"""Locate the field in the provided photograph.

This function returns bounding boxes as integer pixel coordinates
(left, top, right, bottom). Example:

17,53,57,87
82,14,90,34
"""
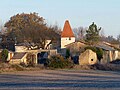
0,70,120,90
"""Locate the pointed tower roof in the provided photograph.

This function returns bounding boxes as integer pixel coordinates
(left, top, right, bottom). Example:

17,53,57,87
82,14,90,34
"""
61,20,75,37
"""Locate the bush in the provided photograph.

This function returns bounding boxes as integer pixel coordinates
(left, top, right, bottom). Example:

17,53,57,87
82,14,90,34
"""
110,59,120,64
96,48,103,61
66,49,70,59
26,53,36,67
20,62,27,67
91,63,120,71
1,49,8,62
46,55,74,69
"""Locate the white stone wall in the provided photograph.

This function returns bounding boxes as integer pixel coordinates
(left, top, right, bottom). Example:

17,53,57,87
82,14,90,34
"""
61,37,75,48
88,50,98,65
114,51,118,60
7,52,14,61
15,46,28,52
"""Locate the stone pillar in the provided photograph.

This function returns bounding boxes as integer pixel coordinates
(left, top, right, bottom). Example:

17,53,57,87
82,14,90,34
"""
109,51,112,62
35,53,38,64
7,53,10,61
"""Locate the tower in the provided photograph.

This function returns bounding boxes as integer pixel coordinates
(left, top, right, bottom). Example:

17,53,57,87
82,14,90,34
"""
61,20,75,48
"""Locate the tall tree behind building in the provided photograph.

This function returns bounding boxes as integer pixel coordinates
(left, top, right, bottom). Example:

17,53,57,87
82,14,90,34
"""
117,34,120,43
85,22,101,45
73,27,86,41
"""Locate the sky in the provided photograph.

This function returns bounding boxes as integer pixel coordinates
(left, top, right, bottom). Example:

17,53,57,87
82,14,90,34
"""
0,0,120,38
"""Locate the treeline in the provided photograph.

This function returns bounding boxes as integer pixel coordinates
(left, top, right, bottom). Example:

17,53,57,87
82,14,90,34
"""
0,12,119,51
73,23,120,45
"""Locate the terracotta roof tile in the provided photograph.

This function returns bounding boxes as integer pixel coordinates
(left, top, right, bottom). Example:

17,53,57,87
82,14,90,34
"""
12,52,26,59
61,20,75,37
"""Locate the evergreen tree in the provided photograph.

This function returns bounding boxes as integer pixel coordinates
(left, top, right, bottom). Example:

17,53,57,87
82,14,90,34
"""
86,22,101,44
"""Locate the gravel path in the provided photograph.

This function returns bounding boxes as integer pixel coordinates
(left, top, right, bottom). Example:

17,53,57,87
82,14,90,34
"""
0,70,120,90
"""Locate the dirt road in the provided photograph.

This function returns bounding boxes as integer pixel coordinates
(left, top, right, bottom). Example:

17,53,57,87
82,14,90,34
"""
0,70,120,90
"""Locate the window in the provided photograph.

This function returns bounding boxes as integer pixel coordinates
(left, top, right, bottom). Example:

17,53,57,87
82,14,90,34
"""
91,59,93,61
69,37,71,40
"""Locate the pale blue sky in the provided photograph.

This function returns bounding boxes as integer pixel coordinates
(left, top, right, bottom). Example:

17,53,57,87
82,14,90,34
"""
0,0,120,38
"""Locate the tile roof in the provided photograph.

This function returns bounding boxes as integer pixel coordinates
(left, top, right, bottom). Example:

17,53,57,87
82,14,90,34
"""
12,52,26,59
61,20,75,37
95,43,115,51
65,41,87,47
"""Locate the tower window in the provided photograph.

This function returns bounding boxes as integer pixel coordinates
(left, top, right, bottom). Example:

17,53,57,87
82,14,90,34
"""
69,37,71,40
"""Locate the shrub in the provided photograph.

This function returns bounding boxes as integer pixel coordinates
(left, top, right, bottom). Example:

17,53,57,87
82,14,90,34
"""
26,53,36,67
46,55,74,69
20,62,27,67
85,46,97,52
96,48,103,61
1,49,8,62
66,49,70,59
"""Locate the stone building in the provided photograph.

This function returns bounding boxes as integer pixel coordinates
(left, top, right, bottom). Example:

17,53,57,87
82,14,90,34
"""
79,49,98,65
9,52,27,64
94,42,120,64
9,45,57,64
65,41,87,56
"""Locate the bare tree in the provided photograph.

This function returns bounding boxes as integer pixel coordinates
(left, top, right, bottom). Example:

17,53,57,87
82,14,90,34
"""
73,27,86,41
117,34,120,42
0,22,7,35
99,28,105,37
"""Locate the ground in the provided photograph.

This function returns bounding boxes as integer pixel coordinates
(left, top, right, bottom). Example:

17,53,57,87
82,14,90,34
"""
0,70,120,90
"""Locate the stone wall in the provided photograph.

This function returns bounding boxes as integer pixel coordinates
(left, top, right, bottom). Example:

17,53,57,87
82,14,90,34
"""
15,46,28,52
101,50,119,64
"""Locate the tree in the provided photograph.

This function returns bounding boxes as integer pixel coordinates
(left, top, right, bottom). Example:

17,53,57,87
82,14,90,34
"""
106,35,119,44
1,49,8,62
0,34,15,51
86,22,101,44
73,27,86,41
0,24,7,35
5,12,60,49
99,28,105,37
117,34,120,42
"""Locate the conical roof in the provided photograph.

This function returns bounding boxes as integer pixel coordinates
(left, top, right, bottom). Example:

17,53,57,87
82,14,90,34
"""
61,20,75,37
